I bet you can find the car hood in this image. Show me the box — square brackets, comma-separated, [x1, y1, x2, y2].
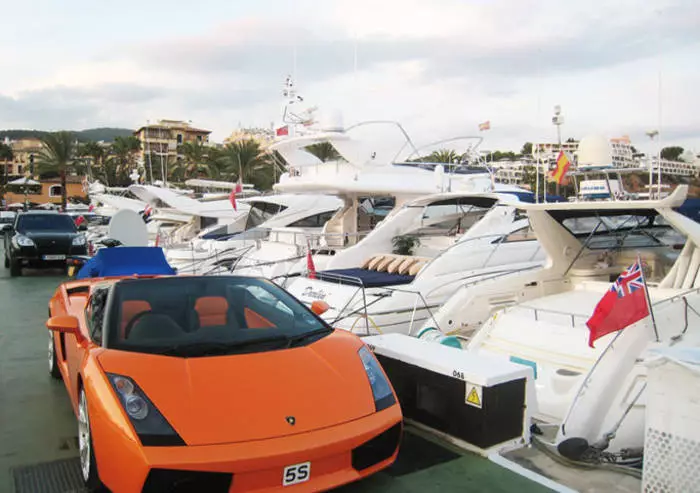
[98, 330, 376, 446]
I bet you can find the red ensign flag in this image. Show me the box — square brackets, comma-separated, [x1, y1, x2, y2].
[229, 188, 237, 211]
[586, 259, 650, 348]
[306, 240, 316, 279]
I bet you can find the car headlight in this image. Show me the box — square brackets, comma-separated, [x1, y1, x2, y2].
[72, 236, 87, 246]
[107, 373, 185, 446]
[13, 235, 35, 247]
[358, 346, 396, 412]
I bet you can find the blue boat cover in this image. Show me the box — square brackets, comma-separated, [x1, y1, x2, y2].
[318, 268, 414, 288]
[76, 247, 176, 279]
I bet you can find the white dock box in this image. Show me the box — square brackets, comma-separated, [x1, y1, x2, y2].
[643, 348, 700, 493]
[365, 333, 534, 452]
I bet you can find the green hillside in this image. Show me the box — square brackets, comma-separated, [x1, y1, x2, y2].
[0, 127, 134, 143]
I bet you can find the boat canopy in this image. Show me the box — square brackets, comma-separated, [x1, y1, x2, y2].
[75, 247, 176, 279]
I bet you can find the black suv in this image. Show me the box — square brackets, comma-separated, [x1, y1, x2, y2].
[4, 211, 88, 276]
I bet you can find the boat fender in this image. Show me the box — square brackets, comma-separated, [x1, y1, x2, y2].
[416, 327, 462, 349]
[557, 437, 590, 461]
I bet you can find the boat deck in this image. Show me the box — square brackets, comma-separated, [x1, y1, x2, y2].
[0, 253, 553, 493]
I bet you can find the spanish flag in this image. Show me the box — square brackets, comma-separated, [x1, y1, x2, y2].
[550, 150, 571, 184]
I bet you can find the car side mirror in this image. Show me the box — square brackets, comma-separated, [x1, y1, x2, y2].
[310, 300, 330, 316]
[46, 315, 80, 334]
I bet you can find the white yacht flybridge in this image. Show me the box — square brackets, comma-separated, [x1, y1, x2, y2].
[428, 186, 697, 457]
[223, 121, 507, 279]
[285, 190, 544, 334]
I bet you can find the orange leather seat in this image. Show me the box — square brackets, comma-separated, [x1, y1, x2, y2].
[195, 296, 229, 327]
[121, 300, 152, 339]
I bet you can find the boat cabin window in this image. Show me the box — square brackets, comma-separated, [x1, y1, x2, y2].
[549, 209, 685, 250]
[245, 202, 287, 229]
[289, 210, 337, 228]
[200, 216, 218, 230]
[358, 196, 395, 231]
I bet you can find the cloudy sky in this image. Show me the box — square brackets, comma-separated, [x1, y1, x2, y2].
[1, 0, 698, 154]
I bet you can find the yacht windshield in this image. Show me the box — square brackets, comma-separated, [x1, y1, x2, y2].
[245, 202, 287, 229]
[407, 197, 496, 237]
[549, 209, 685, 249]
[106, 276, 331, 357]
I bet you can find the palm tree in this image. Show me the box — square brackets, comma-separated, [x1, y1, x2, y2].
[36, 131, 78, 209]
[171, 141, 210, 182]
[428, 149, 462, 164]
[77, 141, 105, 180]
[108, 136, 141, 185]
[305, 142, 342, 162]
[0, 142, 13, 201]
[216, 139, 276, 190]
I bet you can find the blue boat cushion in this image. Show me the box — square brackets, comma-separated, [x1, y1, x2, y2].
[317, 268, 415, 288]
[76, 247, 176, 279]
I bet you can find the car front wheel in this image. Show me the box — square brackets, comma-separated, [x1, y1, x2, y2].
[48, 333, 61, 380]
[9, 258, 21, 277]
[78, 388, 103, 491]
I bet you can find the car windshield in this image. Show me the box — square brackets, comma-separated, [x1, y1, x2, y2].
[17, 214, 76, 232]
[107, 276, 331, 357]
[0, 215, 14, 224]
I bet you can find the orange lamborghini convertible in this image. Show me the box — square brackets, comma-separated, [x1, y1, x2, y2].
[47, 275, 402, 492]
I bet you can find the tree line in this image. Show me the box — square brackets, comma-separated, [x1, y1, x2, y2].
[0, 131, 307, 209]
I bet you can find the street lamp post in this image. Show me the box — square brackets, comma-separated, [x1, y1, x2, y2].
[646, 130, 659, 199]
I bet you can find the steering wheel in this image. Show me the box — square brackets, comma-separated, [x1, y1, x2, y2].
[123, 310, 154, 337]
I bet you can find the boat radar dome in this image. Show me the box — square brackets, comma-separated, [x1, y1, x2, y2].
[576, 135, 611, 168]
[318, 110, 344, 132]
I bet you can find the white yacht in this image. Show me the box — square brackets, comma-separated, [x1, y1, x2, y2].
[227, 122, 505, 280]
[427, 186, 696, 456]
[285, 190, 544, 334]
[167, 194, 343, 274]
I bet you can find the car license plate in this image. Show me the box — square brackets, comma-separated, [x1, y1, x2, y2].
[43, 254, 66, 261]
[283, 461, 310, 486]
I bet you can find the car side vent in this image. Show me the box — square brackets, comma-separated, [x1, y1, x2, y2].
[351, 423, 402, 471]
[142, 469, 233, 493]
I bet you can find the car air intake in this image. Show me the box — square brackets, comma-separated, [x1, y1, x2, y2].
[142, 469, 233, 493]
[351, 423, 402, 471]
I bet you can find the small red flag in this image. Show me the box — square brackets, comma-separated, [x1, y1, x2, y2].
[306, 240, 316, 279]
[235, 177, 243, 194]
[229, 188, 237, 211]
[586, 259, 650, 348]
[276, 125, 289, 136]
[88, 204, 94, 212]
[75, 215, 85, 227]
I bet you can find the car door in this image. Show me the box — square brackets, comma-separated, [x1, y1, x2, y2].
[64, 297, 98, 407]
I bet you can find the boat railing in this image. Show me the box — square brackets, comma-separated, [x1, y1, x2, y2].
[264, 229, 373, 249]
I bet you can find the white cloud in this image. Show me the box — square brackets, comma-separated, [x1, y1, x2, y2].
[0, 0, 698, 153]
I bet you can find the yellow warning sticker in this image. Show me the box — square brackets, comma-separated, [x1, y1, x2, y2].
[465, 383, 483, 408]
